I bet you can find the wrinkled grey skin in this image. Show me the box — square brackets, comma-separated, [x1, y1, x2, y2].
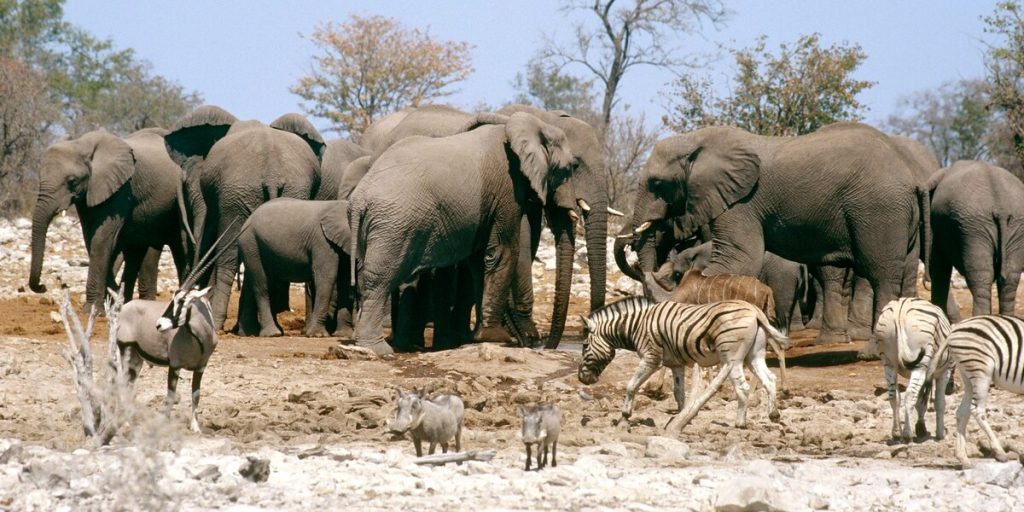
[928, 160, 1024, 316]
[519, 403, 561, 471]
[347, 105, 608, 349]
[314, 140, 368, 201]
[29, 128, 188, 308]
[497, 105, 610, 348]
[388, 390, 465, 457]
[164, 106, 325, 331]
[234, 198, 351, 337]
[350, 113, 579, 355]
[648, 243, 812, 332]
[834, 134, 960, 342]
[629, 123, 926, 346]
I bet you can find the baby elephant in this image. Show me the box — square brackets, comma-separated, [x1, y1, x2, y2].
[518, 403, 561, 470]
[235, 198, 352, 337]
[388, 390, 465, 457]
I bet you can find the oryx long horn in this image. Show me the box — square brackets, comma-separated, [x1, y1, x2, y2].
[181, 218, 242, 290]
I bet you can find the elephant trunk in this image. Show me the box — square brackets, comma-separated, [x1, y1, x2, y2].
[627, 187, 662, 277]
[544, 209, 576, 349]
[613, 229, 644, 281]
[29, 197, 61, 293]
[583, 202, 608, 312]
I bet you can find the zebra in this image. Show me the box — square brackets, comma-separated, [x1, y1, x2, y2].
[577, 296, 788, 434]
[933, 314, 1024, 467]
[873, 298, 953, 442]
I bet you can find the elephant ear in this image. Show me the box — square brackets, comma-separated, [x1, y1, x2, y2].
[164, 105, 236, 168]
[505, 112, 575, 204]
[320, 201, 351, 250]
[458, 112, 509, 133]
[676, 130, 760, 237]
[271, 113, 326, 160]
[82, 131, 135, 207]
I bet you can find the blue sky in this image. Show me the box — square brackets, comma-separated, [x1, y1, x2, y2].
[63, 1, 998, 135]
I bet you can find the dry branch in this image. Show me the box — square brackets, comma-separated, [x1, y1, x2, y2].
[412, 450, 496, 466]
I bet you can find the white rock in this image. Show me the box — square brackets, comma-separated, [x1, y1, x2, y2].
[14, 218, 31, 229]
[644, 436, 690, 462]
[967, 461, 1023, 488]
[713, 477, 790, 512]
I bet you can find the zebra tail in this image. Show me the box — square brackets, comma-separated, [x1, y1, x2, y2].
[754, 305, 789, 393]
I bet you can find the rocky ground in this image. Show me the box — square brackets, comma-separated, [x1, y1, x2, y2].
[0, 216, 1022, 511]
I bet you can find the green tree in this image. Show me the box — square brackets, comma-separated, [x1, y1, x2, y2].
[542, 0, 729, 128]
[663, 33, 873, 136]
[885, 80, 992, 167]
[511, 56, 598, 118]
[984, 1, 1024, 173]
[291, 15, 474, 139]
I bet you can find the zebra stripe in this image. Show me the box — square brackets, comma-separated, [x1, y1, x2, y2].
[578, 297, 787, 432]
[873, 297, 953, 442]
[937, 314, 1024, 466]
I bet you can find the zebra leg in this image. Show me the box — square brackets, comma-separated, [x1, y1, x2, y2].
[622, 358, 661, 419]
[913, 379, 932, 439]
[903, 367, 929, 440]
[728, 362, 751, 428]
[933, 368, 950, 440]
[884, 362, 903, 441]
[954, 374, 974, 467]
[666, 362, 734, 435]
[969, 377, 1008, 462]
[670, 366, 686, 413]
[747, 354, 779, 422]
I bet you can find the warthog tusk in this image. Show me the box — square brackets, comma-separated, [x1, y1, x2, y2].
[607, 207, 625, 217]
[577, 199, 591, 211]
[634, 221, 652, 234]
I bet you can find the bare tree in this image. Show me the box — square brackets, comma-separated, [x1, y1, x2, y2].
[0, 57, 58, 217]
[291, 15, 474, 139]
[984, 1, 1024, 174]
[602, 111, 659, 213]
[885, 79, 991, 167]
[542, 0, 729, 127]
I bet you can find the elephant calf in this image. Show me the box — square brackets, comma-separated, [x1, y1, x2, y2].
[235, 198, 351, 337]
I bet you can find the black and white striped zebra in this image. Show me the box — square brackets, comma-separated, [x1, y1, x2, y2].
[873, 298, 953, 442]
[577, 296, 788, 434]
[933, 314, 1024, 466]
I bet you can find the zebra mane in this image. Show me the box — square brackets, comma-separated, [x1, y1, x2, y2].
[587, 295, 655, 324]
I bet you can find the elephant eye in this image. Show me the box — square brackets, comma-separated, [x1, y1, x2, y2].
[672, 271, 682, 282]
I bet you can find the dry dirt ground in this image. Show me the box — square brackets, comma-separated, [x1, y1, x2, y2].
[0, 218, 1023, 510]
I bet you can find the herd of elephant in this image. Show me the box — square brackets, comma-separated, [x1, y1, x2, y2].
[28, 102, 1024, 356]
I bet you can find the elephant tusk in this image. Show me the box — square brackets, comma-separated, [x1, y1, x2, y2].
[634, 221, 652, 235]
[577, 199, 591, 212]
[61, 210, 66, 217]
[568, 210, 580, 223]
[607, 207, 625, 217]
[615, 233, 634, 239]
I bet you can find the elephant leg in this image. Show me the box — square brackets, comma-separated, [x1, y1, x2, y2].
[476, 239, 519, 344]
[813, 266, 852, 345]
[234, 273, 263, 336]
[135, 246, 163, 300]
[209, 218, 245, 331]
[847, 276, 873, 341]
[392, 279, 426, 352]
[507, 216, 541, 346]
[270, 280, 290, 315]
[929, 249, 958, 322]
[996, 264, 1022, 316]
[430, 266, 460, 350]
[305, 251, 339, 338]
[119, 246, 146, 302]
[804, 276, 824, 330]
[962, 243, 995, 316]
[85, 219, 124, 309]
[331, 254, 354, 338]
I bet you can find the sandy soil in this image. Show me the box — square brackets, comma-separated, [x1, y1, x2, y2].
[0, 218, 1023, 510]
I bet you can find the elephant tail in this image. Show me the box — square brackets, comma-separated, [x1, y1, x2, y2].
[349, 201, 363, 290]
[916, 186, 931, 289]
[996, 213, 1011, 281]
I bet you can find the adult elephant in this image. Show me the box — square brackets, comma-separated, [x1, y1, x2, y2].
[29, 127, 187, 308]
[628, 123, 926, 343]
[164, 106, 325, 330]
[350, 112, 578, 356]
[929, 160, 1024, 317]
[835, 134, 960, 341]
[495, 104, 611, 347]
[346, 104, 611, 348]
